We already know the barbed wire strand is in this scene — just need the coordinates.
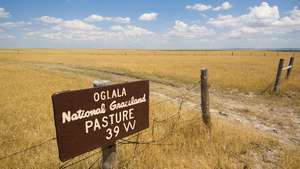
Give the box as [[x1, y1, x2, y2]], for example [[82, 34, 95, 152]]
[[150, 83, 199, 107], [58, 74, 287, 168], [59, 150, 100, 169], [0, 81, 199, 165], [119, 95, 203, 148], [118, 143, 150, 168], [151, 83, 198, 120], [118, 115, 200, 168], [87, 156, 100, 169], [119, 99, 184, 145], [0, 137, 56, 161], [119, 86, 195, 143], [0, 84, 195, 162]]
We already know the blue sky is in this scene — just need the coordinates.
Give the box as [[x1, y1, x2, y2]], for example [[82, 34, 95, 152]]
[[0, 0, 299, 49]]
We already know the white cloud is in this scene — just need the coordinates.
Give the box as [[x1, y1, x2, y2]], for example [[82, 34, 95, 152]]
[[247, 2, 279, 24], [0, 21, 31, 28], [29, 15, 153, 41], [226, 26, 259, 38], [186, 3, 212, 11], [208, 2, 300, 39], [272, 7, 300, 27], [168, 20, 215, 39], [239, 26, 258, 33], [139, 12, 159, 21], [37, 16, 63, 24], [212, 2, 232, 11], [0, 34, 14, 40], [110, 25, 124, 31], [186, 2, 233, 12], [208, 2, 281, 27], [84, 14, 130, 23], [0, 7, 10, 18], [208, 15, 240, 27], [112, 17, 131, 24], [37, 16, 99, 31], [26, 24, 154, 41], [4, 2, 300, 48], [59, 19, 98, 30], [0, 28, 16, 41], [26, 29, 106, 41], [84, 14, 107, 22], [110, 25, 154, 40], [291, 6, 300, 18]]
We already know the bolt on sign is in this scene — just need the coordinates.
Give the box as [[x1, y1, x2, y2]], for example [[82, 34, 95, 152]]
[[51, 80, 149, 161]]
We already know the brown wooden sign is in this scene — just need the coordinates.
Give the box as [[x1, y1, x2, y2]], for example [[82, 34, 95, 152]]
[[52, 80, 149, 161]]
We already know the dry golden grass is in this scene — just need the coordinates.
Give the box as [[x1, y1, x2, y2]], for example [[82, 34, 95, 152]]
[[119, 108, 279, 169], [0, 63, 92, 168], [1, 49, 299, 93], [280, 148, 300, 169], [0, 63, 283, 169]]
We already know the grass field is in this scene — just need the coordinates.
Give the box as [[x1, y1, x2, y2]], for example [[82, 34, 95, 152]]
[[0, 49, 299, 169], [1, 49, 299, 93], [0, 63, 280, 169]]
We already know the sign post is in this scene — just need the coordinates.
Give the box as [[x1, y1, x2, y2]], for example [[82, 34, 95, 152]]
[[286, 57, 295, 79], [92, 80, 116, 169], [200, 68, 211, 128], [273, 59, 284, 93], [51, 80, 149, 163]]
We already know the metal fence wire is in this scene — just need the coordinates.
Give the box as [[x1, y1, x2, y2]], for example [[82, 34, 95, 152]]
[[0, 82, 201, 169], [0, 56, 296, 168]]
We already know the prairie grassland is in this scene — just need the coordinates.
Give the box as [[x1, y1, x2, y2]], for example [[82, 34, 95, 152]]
[[280, 148, 300, 169], [0, 49, 299, 93], [0, 50, 299, 169], [0, 63, 286, 169]]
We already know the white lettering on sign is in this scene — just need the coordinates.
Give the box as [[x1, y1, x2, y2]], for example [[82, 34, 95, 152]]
[[62, 104, 106, 124], [83, 108, 135, 134], [93, 87, 127, 102], [123, 120, 136, 132], [85, 118, 105, 134], [52, 80, 149, 161], [105, 126, 120, 140], [93, 92, 100, 102], [60, 86, 146, 140], [110, 94, 146, 111]]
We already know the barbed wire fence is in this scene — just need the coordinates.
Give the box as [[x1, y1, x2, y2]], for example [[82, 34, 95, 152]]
[[0, 81, 205, 169], [3, 62, 291, 168], [260, 56, 295, 94]]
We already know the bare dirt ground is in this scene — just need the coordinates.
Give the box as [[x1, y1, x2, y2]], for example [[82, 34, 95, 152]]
[[150, 81, 299, 169], [4, 59, 300, 168]]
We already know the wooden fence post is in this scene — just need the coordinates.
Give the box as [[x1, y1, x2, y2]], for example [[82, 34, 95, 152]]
[[273, 59, 284, 94], [286, 57, 295, 79], [200, 68, 211, 128], [92, 80, 117, 169]]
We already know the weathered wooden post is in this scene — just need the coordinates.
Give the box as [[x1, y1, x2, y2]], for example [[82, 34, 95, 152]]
[[93, 80, 117, 169], [200, 68, 211, 128], [273, 59, 284, 94], [286, 57, 295, 79]]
